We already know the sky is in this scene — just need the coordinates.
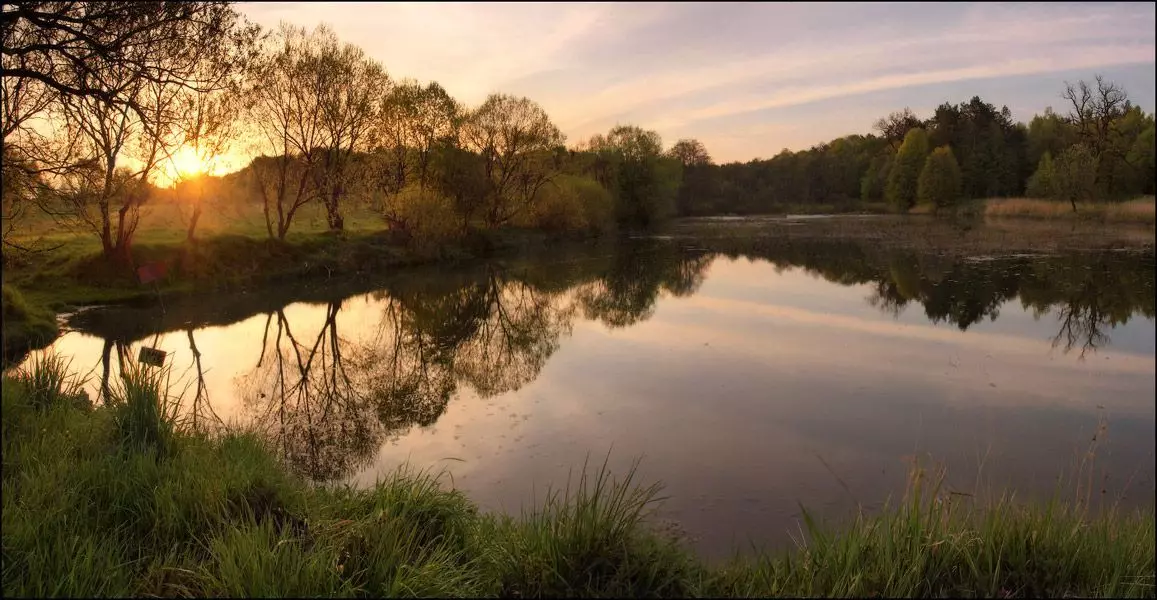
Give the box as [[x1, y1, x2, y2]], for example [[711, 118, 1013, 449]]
[[237, 2, 1157, 164]]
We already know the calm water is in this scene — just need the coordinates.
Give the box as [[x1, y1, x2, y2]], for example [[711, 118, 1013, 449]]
[[16, 226, 1156, 559]]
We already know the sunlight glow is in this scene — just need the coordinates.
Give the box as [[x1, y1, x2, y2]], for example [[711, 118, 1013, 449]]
[[170, 146, 208, 180]]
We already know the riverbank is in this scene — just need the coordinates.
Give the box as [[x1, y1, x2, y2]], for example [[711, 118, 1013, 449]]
[[0, 226, 597, 361], [3, 355, 1153, 597], [5, 212, 1154, 362]]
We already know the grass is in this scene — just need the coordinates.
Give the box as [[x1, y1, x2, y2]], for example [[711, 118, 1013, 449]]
[[1, 200, 597, 359], [1, 283, 59, 363], [3, 356, 1153, 598], [984, 197, 1157, 224]]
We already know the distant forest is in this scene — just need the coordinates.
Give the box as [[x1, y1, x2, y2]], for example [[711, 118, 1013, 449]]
[[4, 3, 1155, 264]]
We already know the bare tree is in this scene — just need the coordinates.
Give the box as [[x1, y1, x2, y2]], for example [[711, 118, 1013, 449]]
[[873, 108, 923, 151], [667, 138, 712, 167], [54, 62, 176, 264], [3, 2, 257, 262], [460, 94, 564, 227], [310, 32, 388, 231], [247, 23, 328, 241], [1063, 75, 1130, 157]]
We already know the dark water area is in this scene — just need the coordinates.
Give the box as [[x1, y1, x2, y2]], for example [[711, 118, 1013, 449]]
[[17, 222, 1156, 560]]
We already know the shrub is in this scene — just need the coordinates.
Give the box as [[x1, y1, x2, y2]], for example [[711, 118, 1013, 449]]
[[381, 186, 463, 250], [527, 175, 615, 233]]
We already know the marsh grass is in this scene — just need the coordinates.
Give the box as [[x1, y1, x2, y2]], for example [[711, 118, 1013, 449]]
[[3, 358, 1153, 598], [984, 197, 1156, 224]]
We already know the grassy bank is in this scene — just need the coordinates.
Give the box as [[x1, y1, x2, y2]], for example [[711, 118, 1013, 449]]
[[1, 207, 596, 360], [1, 284, 59, 361], [983, 197, 1157, 224], [3, 354, 1153, 598]]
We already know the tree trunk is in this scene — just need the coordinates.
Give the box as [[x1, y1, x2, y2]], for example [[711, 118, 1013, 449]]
[[186, 204, 202, 243], [326, 188, 344, 231]]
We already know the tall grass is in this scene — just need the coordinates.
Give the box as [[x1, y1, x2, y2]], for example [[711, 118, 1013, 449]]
[[984, 197, 1157, 224], [9, 350, 88, 411], [3, 358, 1153, 598], [107, 362, 185, 457]]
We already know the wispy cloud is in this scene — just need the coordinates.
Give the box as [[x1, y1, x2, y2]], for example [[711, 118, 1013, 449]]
[[237, 2, 1156, 162]]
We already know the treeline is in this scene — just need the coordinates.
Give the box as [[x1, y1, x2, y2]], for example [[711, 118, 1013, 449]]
[[676, 84, 1156, 216], [4, 3, 1155, 269], [2, 5, 686, 266]]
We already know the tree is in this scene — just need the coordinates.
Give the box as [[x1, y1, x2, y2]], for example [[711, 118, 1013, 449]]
[[1025, 152, 1057, 199], [460, 94, 564, 228], [587, 125, 681, 226], [1053, 144, 1098, 211], [3, 1, 256, 263], [1063, 75, 1130, 159], [916, 145, 962, 209], [1026, 107, 1078, 168], [885, 127, 929, 211], [310, 32, 388, 231], [166, 35, 255, 246], [1062, 75, 1132, 198], [1125, 121, 1155, 196], [860, 151, 893, 204], [874, 108, 924, 150], [247, 23, 331, 241], [56, 63, 180, 264], [369, 79, 462, 231], [667, 139, 712, 167]]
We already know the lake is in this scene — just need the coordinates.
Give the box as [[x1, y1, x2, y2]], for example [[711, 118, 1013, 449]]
[[14, 219, 1156, 560]]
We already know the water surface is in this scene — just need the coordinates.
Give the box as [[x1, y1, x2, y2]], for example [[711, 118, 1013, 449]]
[[18, 225, 1156, 559]]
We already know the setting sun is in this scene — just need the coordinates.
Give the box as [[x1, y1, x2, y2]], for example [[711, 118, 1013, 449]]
[[170, 146, 207, 179]]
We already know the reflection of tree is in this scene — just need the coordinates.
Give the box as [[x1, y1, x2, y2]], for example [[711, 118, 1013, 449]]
[[577, 245, 714, 328], [1018, 254, 1154, 359], [719, 237, 1153, 359], [185, 328, 222, 430], [238, 303, 381, 482], [451, 273, 573, 397]]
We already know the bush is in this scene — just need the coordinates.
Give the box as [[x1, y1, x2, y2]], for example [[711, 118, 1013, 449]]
[[380, 186, 463, 251], [526, 175, 615, 233], [916, 145, 962, 209]]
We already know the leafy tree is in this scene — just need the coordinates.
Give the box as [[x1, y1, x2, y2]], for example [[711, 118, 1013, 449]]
[[587, 125, 681, 226], [1125, 121, 1155, 196], [860, 152, 894, 204], [1053, 144, 1098, 211], [917, 145, 962, 208], [310, 30, 388, 231], [1026, 107, 1078, 168], [885, 127, 929, 211], [1025, 152, 1057, 199]]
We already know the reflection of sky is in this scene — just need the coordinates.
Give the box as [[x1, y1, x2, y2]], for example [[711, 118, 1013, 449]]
[[14, 253, 1155, 560], [353, 258, 1156, 559]]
